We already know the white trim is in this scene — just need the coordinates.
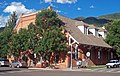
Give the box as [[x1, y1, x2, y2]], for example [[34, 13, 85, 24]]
[[69, 34, 79, 45], [22, 12, 38, 17]]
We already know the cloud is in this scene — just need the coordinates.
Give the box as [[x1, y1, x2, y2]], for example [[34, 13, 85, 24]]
[[3, 2, 36, 16], [0, 15, 8, 27], [0, 2, 36, 27], [44, 0, 53, 3], [77, 7, 81, 10], [90, 5, 95, 8], [55, 10, 61, 13], [57, 0, 77, 4], [44, 0, 77, 4]]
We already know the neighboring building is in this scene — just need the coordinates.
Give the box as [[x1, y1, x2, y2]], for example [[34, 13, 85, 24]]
[[98, 27, 107, 39], [14, 7, 116, 68]]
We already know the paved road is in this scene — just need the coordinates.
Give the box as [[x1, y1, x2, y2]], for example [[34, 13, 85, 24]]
[[0, 67, 120, 76], [0, 70, 120, 76], [91, 68, 120, 73]]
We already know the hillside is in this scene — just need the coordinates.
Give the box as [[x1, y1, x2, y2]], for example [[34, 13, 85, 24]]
[[74, 12, 120, 27], [98, 13, 120, 20], [74, 16, 111, 27]]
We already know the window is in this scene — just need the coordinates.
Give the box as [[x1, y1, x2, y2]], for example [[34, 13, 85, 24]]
[[84, 26, 87, 35], [98, 51, 102, 59], [75, 49, 78, 60], [88, 30, 93, 35], [55, 54, 59, 63], [98, 34, 102, 37], [111, 52, 113, 59], [107, 51, 110, 60]]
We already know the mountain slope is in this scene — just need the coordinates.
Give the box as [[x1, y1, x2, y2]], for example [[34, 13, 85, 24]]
[[74, 17, 111, 27], [74, 12, 120, 27], [98, 13, 120, 20]]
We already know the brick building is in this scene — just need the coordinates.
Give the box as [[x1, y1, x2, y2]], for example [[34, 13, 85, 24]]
[[14, 7, 116, 68]]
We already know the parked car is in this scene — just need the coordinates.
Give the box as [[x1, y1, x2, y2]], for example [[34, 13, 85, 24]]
[[106, 60, 120, 68], [0, 58, 10, 67], [10, 60, 27, 68]]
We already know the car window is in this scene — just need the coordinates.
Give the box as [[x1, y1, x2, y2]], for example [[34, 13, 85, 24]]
[[0, 58, 9, 61], [110, 60, 118, 63]]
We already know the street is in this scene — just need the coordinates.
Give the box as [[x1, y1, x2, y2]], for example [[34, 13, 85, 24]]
[[0, 70, 120, 76], [0, 67, 120, 76]]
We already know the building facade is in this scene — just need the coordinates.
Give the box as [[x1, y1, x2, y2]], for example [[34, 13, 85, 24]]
[[14, 8, 116, 68]]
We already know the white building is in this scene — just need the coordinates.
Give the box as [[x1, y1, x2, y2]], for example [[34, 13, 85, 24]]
[[75, 21, 107, 39]]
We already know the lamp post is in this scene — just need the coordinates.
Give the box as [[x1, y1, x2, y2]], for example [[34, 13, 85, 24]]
[[70, 44, 73, 70]]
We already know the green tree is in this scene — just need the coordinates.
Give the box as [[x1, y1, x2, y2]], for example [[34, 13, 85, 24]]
[[11, 23, 40, 57], [105, 20, 120, 57], [0, 12, 17, 57], [35, 9, 67, 63]]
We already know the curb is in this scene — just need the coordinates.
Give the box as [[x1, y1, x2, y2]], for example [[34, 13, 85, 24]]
[[28, 68, 93, 72]]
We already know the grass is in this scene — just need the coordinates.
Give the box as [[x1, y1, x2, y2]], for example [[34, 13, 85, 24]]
[[87, 65, 106, 70]]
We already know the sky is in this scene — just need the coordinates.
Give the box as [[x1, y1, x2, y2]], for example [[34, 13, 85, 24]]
[[0, 0, 120, 27]]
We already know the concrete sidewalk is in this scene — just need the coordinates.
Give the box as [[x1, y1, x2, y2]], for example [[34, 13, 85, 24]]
[[28, 67, 93, 72], [28, 67, 120, 73]]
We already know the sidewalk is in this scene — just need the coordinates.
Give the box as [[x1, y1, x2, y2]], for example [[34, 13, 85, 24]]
[[28, 66, 120, 73], [28, 67, 93, 72]]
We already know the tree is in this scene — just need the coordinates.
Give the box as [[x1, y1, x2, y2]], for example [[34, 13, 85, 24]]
[[0, 12, 17, 57], [35, 9, 67, 63], [105, 20, 120, 57]]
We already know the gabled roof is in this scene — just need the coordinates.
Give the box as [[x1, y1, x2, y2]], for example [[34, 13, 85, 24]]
[[75, 21, 90, 27], [14, 11, 112, 48], [58, 15, 112, 48], [98, 27, 107, 32], [88, 25, 96, 29]]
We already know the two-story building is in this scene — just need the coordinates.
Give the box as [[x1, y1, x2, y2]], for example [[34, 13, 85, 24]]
[[14, 7, 116, 68]]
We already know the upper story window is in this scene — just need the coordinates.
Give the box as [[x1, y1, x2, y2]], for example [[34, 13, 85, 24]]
[[98, 33, 102, 37], [88, 30, 93, 35], [84, 26, 88, 35], [76, 21, 89, 35]]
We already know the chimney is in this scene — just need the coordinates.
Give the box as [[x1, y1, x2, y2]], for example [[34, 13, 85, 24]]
[[48, 6, 52, 10]]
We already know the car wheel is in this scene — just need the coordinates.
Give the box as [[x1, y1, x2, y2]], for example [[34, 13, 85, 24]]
[[107, 66, 111, 68], [113, 65, 117, 68], [9, 64, 12, 68], [17, 65, 20, 68], [117, 65, 119, 68]]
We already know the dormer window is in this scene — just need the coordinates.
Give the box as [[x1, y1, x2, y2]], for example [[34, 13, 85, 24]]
[[98, 27, 107, 39], [76, 21, 89, 35], [98, 33, 102, 37], [88, 25, 98, 36], [88, 30, 93, 35]]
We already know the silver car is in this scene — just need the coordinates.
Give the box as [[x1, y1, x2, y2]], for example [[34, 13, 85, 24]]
[[0, 58, 9, 67], [10, 60, 27, 68], [106, 60, 120, 68]]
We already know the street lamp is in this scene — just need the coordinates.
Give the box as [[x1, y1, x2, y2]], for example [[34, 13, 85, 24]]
[[70, 44, 73, 70]]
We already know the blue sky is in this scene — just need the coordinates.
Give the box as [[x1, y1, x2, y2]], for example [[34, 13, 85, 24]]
[[0, 0, 120, 27]]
